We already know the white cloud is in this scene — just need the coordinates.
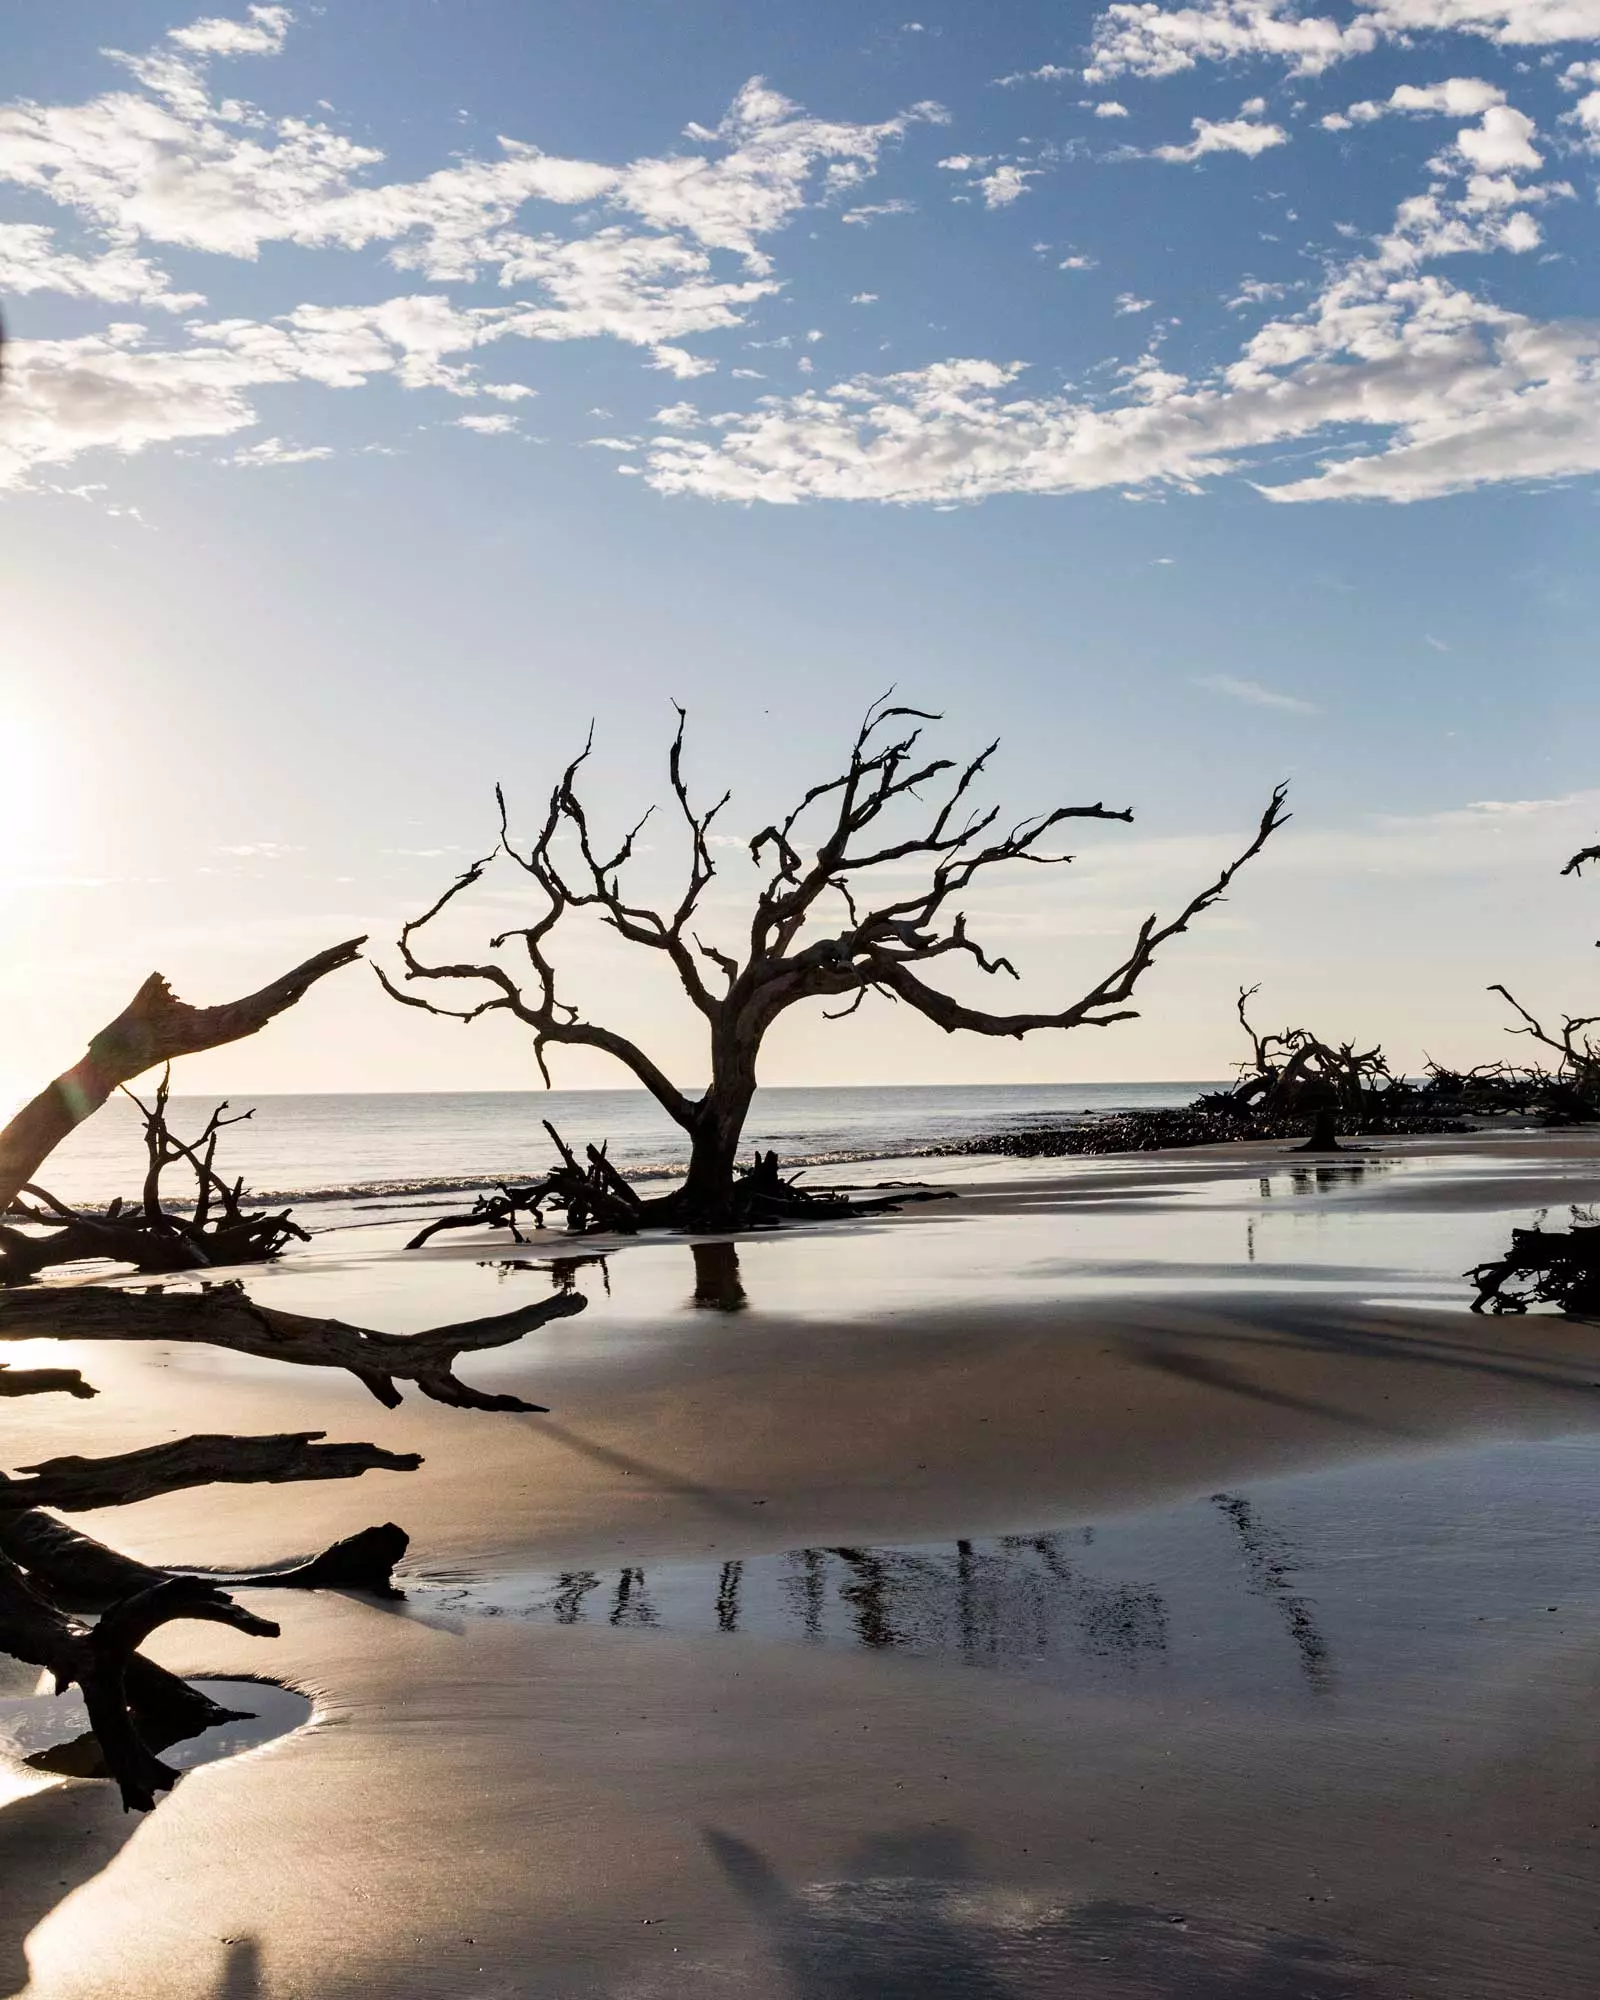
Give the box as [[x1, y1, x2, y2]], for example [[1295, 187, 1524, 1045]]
[[0, 223, 202, 310], [0, 35, 947, 485], [652, 401, 700, 425], [850, 291, 879, 302], [1562, 87, 1600, 145], [1086, 0, 1600, 84], [648, 343, 718, 377], [840, 199, 916, 224], [167, 6, 293, 57], [1094, 100, 1132, 116], [227, 435, 332, 465], [1153, 114, 1290, 160], [1115, 291, 1155, 312], [1456, 103, 1542, 170], [994, 64, 1075, 86], [1060, 254, 1099, 269], [1196, 672, 1318, 713], [639, 167, 1600, 509], [1387, 77, 1506, 116], [976, 163, 1039, 206], [454, 411, 519, 434]]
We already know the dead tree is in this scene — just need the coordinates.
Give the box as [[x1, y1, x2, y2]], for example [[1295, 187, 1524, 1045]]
[[1219, 986, 1395, 1146], [380, 698, 1287, 1228], [2, 1073, 312, 1285], [1487, 840, 1600, 1114], [0, 936, 364, 1214]]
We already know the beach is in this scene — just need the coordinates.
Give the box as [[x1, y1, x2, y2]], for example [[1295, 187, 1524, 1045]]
[[2, 1128, 1598, 1998]]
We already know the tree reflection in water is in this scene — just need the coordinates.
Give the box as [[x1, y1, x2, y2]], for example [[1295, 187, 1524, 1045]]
[[476, 1532, 1169, 1677]]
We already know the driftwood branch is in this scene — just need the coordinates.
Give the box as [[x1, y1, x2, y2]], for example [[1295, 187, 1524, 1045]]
[[0, 1510, 410, 1610], [0, 1361, 95, 1399], [0, 1432, 421, 1513], [0, 1278, 581, 1410], [0, 1554, 280, 1810], [0, 937, 365, 1213]]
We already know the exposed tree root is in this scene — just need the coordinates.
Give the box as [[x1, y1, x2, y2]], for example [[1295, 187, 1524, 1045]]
[[406, 1127, 954, 1244]]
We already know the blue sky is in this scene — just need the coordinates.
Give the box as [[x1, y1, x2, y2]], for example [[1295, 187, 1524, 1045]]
[[1, 0, 1597, 1103]]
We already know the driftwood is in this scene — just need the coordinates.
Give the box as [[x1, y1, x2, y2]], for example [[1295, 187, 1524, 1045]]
[[0, 1510, 410, 1610], [407, 1127, 954, 1244], [0, 1278, 582, 1410], [0, 1362, 95, 1399], [380, 696, 1286, 1227], [2, 1072, 312, 1285], [0, 1431, 421, 1513], [0, 937, 364, 1214], [0, 1556, 280, 1810], [1468, 1220, 1600, 1317]]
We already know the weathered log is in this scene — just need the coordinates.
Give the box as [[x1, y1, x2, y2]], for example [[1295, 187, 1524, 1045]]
[[0, 1510, 410, 1610], [0, 1432, 421, 1513], [0, 1362, 95, 1399], [0, 1277, 581, 1410], [0, 938, 365, 1213], [0, 1553, 279, 1811]]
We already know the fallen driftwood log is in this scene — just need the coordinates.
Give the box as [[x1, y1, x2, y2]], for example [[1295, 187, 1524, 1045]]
[[406, 1124, 953, 1245], [0, 1556, 281, 1811], [0, 1435, 421, 1810], [0, 1431, 422, 1513], [1468, 1220, 1600, 1317], [0, 1510, 410, 1611], [0, 1362, 95, 1399], [0, 1278, 583, 1410]]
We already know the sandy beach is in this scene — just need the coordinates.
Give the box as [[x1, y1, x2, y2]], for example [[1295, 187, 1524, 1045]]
[[3, 1129, 1598, 1998]]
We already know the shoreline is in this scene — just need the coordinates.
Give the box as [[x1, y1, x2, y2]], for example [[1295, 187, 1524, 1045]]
[[3, 1127, 1598, 1997]]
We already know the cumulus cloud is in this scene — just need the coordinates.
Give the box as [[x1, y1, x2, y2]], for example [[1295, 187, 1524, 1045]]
[[0, 23, 941, 486], [1094, 100, 1132, 116], [454, 411, 520, 434], [976, 163, 1039, 205], [1152, 113, 1290, 160], [0, 223, 202, 309], [1086, 0, 1600, 83], [639, 161, 1599, 509], [168, 7, 293, 57]]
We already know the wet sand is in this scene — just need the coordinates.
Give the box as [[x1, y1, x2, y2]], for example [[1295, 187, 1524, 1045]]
[[2, 1129, 1598, 1997]]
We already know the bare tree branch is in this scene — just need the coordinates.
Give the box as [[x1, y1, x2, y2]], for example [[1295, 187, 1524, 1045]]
[[0, 937, 366, 1212]]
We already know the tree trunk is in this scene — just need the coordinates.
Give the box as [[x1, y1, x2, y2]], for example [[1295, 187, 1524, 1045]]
[[678, 1055, 757, 1226]]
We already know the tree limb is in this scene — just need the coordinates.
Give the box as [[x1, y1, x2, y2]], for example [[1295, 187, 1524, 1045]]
[[0, 937, 366, 1212]]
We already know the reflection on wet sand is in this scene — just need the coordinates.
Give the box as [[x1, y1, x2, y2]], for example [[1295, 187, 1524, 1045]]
[[692, 1240, 749, 1312], [431, 1530, 1171, 1677], [1211, 1493, 1332, 1692]]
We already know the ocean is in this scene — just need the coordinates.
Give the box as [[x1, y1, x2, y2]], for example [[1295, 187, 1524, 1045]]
[[29, 1081, 1219, 1218]]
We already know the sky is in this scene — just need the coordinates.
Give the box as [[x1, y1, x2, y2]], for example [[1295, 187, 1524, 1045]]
[[1, 0, 1597, 1108]]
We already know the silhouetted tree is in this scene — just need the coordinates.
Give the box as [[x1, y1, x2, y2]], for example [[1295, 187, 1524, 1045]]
[[1489, 840, 1599, 1108], [381, 697, 1287, 1226]]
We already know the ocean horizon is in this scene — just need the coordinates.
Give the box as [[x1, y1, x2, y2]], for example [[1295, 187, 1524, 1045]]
[[32, 1080, 1225, 1214]]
